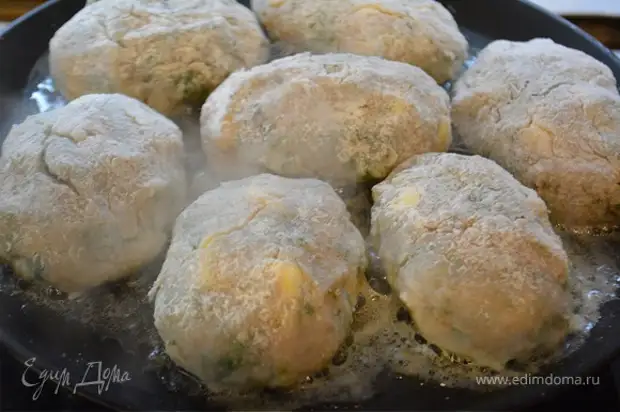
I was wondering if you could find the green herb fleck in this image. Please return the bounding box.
[215,340,246,380]
[304,302,315,316]
[176,71,212,107]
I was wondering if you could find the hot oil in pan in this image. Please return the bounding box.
[1,29,619,409]
[0,254,163,353]
[212,233,620,410]
[2,231,618,409]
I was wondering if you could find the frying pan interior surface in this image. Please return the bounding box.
[1,0,620,410]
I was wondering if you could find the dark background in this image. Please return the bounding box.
[1,343,619,411]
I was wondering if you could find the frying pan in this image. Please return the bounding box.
[1,0,620,410]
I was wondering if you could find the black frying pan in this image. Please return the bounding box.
[1,0,620,410]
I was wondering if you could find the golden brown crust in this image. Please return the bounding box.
[452,38,620,229]
[200,52,452,185]
[150,174,367,389]
[0,94,186,293]
[371,153,571,369]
